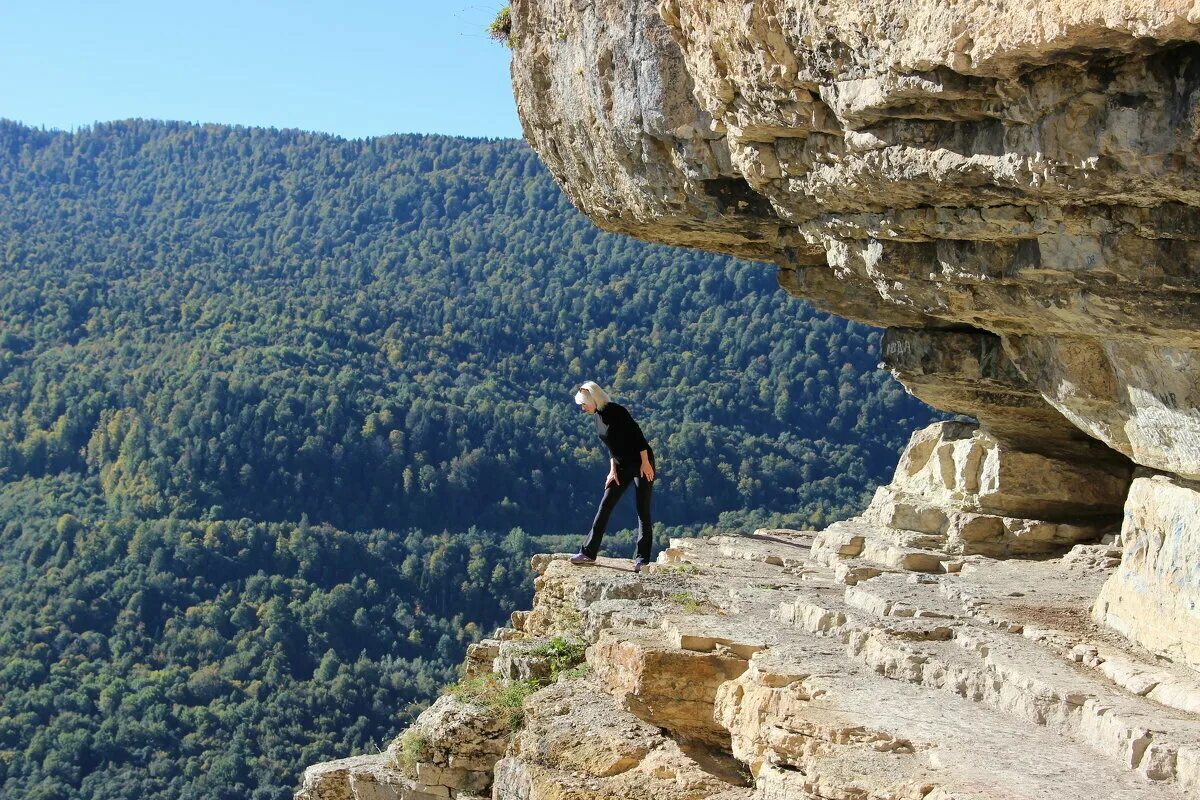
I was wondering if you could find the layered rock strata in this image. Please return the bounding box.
[1093,472,1200,672]
[877,327,1129,463]
[508,0,1200,667]
[296,692,509,800]
[299,528,1200,799]
[810,421,1132,573]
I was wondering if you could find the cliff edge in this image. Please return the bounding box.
[296,471,1200,797]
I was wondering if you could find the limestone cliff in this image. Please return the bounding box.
[506,0,1200,671]
[295,3,1200,798]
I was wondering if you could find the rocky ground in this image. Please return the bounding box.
[296,461,1200,798]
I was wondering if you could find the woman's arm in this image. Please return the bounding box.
[614,405,654,481]
[639,449,654,481]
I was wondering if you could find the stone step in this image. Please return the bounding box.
[588,626,753,747]
[719,642,1187,800]
[296,754,415,800]
[765,559,1200,789]
[860,535,958,572]
[298,535,1200,800]
[709,530,816,569]
[643,535,1200,790]
[661,535,809,574]
[493,676,755,800]
[865,487,1117,557]
[942,547,1200,719]
[811,520,960,573]
[534,540,1200,794]
[674,531,1200,723]
[571,540,1192,797]
[843,572,964,620]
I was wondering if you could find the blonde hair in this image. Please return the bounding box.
[578,380,611,409]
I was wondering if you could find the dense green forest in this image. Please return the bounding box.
[0,119,939,799]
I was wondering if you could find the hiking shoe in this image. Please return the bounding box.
[632,558,649,573]
[569,553,596,566]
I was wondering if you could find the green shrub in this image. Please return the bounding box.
[669,591,707,614]
[488,6,512,46]
[447,673,539,731]
[394,731,429,778]
[443,635,586,732]
[529,635,587,680]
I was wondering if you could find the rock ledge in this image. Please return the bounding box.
[297,511,1200,799]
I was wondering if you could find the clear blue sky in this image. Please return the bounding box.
[0,1,522,140]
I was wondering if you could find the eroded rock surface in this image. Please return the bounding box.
[496,677,754,800]
[298,531,1200,799]
[509,0,1200,673]
[295,693,509,800]
[1094,472,1200,672]
[511,0,1200,476]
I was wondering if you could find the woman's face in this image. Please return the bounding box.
[577,387,597,413]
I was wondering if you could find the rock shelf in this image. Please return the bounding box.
[297,523,1200,799]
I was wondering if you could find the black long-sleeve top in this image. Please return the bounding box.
[594,402,653,467]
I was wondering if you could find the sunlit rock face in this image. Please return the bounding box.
[1093,472,1200,671]
[510,0,1200,666]
[510,0,1200,475]
[300,541,1200,800]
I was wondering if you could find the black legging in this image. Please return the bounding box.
[582,456,654,561]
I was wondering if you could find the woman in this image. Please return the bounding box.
[569,381,656,572]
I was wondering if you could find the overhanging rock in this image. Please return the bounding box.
[510,0,1200,668]
[510,0,1200,476]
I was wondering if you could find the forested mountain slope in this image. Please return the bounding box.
[0,119,938,799]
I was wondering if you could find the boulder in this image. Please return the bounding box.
[1093,473,1200,672]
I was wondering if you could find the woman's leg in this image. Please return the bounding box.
[582,475,631,558]
[633,471,654,562]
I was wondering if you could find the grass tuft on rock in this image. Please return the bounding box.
[394,730,429,778]
[658,563,703,575]
[669,591,710,614]
[557,604,585,636]
[442,635,588,733]
[559,662,591,681]
[488,6,512,47]
[529,635,587,678]
[448,673,540,731]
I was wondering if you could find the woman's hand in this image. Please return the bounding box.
[606,471,620,489]
[640,461,655,482]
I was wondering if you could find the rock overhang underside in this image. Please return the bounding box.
[510,0,1200,478]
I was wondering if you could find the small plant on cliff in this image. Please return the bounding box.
[394,731,429,778]
[557,604,584,636]
[658,563,703,576]
[560,661,592,680]
[448,673,539,732]
[669,591,710,614]
[442,636,586,733]
[488,6,512,47]
[529,635,587,679]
